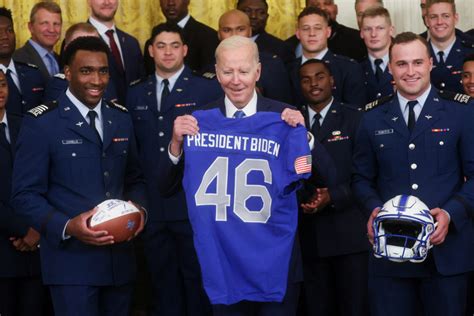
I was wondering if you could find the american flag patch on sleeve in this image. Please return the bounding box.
[295,155,312,174]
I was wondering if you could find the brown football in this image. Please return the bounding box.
[89,199,142,243]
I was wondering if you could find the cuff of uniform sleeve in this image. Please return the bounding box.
[62,219,71,240]
[442,198,467,229]
[168,143,182,165]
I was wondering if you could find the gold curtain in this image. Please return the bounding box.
[1,0,305,53]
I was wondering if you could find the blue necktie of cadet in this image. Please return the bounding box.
[407,100,417,133]
[87,110,102,145]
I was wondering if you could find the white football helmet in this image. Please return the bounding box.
[373,195,436,263]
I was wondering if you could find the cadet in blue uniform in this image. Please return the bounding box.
[298,59,369,316]
[352,32,474,316]
[0,70,47,316]
[359,7,395,103]
[44,23,118,103]
[0,8,45,116]
[287,7,367,108]
[127,23,222,316]
[12,37,146,316]
[425,0,474,93]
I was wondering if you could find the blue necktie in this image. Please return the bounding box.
[407,100,417,133]
[233,110,246,119]
[46,52,59,76]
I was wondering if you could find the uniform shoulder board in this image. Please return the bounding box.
[107,100,128,112]
[129,77,145,87]
[14,60,39,69]
[364,94,394,112]
[439,90,472,104]
[332,53,356,64]
[54,73,66,80]
[27,101,58,117]
[340,102,360,111]
[201,72,216,80]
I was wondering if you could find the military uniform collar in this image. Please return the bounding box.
[65,88,103,124]
[307,97,334,126]
[430,37,456,61]
[397,86,431,115]
[301,48,328,64]
[155,65,185,92]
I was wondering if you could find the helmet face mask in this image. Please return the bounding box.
[373,195,436,263]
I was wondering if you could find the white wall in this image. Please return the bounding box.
[335,0,474,34]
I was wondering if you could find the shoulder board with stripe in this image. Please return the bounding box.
[461,39,474,49]
[364,94,394,112]
[14,60,39,69]
[107,100,128,112]
[54,73,66,80]
[27,101,58,117]
[439,90,472,104]
[201,72,216,79]
[129,77,145,87]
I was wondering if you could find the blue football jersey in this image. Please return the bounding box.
[182,108,311,305]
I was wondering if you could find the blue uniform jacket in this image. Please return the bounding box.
[6,61,45,116]
[127,66,223,221]
[0,112,40,278]
[360,58,394,103]
[352,89,474,277]
[44,73,118,103]
[429,37,474,93]
[12,93,146,285]
[299,101,368,258]
[287,53,367,108]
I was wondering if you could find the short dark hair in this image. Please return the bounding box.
[464,54,474,65]
[237,0,268,9]
[63,36,109,66]
[426,0,456,13]
[0,7,13,23]
[149,23,185,44]
[299,59,332,76]
[298,6,329,24]
[361,6,392,25]
[389,32,430,61]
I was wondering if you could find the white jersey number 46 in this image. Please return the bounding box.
[194,157,272,223]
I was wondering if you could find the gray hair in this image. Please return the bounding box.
[215,35,260,65]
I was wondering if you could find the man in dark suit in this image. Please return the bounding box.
[287,6,367,107]
[127,23,223,316]
[149,0,219,73]
[424,0,474,93]
[286,0,367,62]
[298,59,369,316]
[352,32,474,316]
[236,0,294,64]
[12,36,146,316]
[161,35,333,316]
[13,2,61,82]
[88,0,144,105]
[359,6,394,102]
[0,7,45,116]
[0,70,47,316]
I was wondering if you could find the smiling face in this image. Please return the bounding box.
[28,8,62,51]
[389,39,433,100]
[88,0,118,22]
[425,2,458,43]
[65,50,109,109]
[300,61,333,111]
[462,60,474,97]
[215,43,261,109]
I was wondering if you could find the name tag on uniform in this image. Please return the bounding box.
[62,139,83,145]
[113,137,129,142]
[375,129,393,136]
[175,102,196,108]
[134,106,148,111]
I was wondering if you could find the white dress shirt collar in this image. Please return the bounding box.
[177,14,191,29]
[225,90,258,118]
[301,48,329,64]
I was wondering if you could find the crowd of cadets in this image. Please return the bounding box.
[1,0,474,315]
